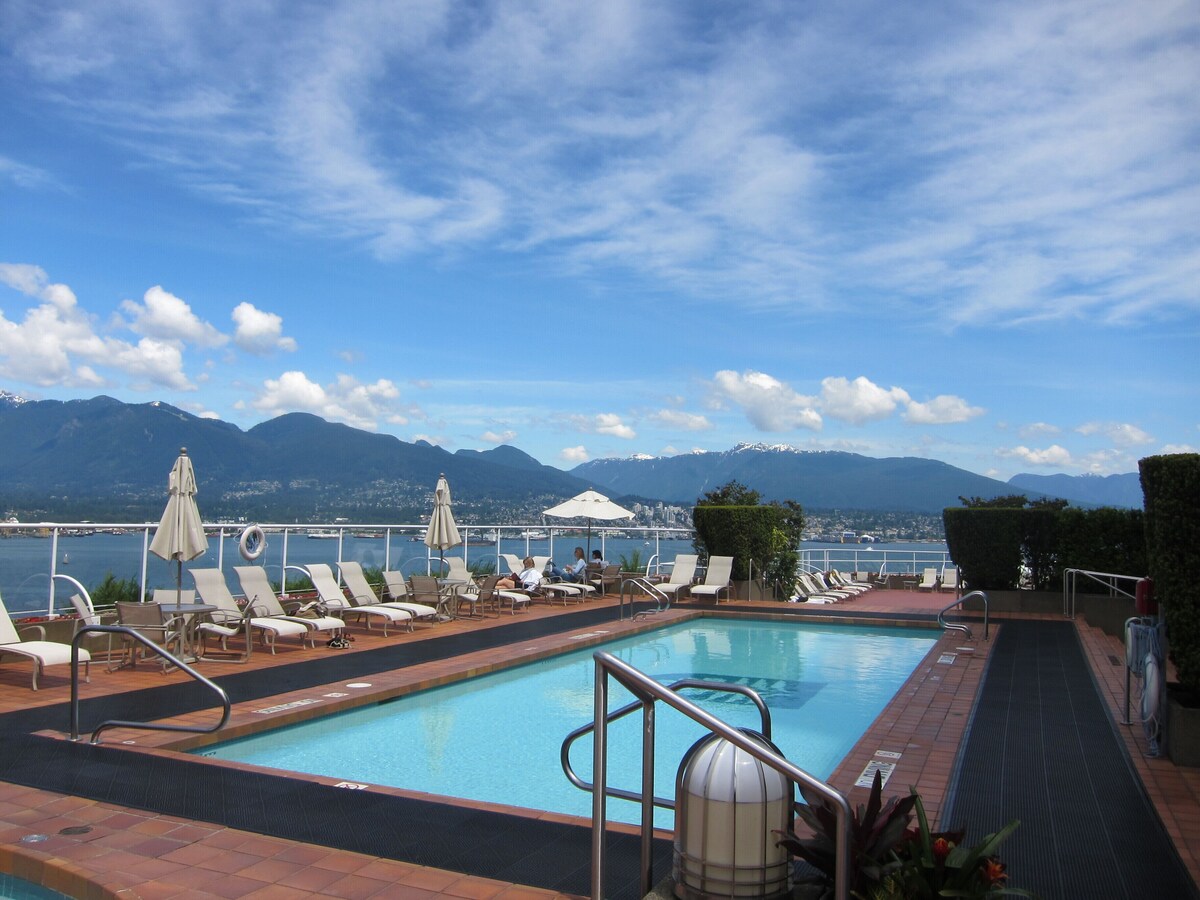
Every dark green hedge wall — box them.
[692,505,783,582]
[943,508,1025,590]
[1140,454,1200,695]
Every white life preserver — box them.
[1142,653,1161,724]
[238,525,266,561]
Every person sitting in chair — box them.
[499,556,543,592]
[591,549,607,567]
[549,547,587,582]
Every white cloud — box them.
[559,445,589,463]
[1076,421,1154,446]
[250,370,406,430]
[820,376,909,425]
[0,155,56,190]
[710,370,822,432]
[904,395,985,425]
[1019,422,1060,438]
[570,412,636,439]
[997,444,1073,467]
[0,264,194,390]
[231,302,297,354]
[648,409,712,431]
[121,286,227,348]
[482,429,518,444]
[1160,443,1198,454]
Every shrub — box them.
[89,572,142,606]
[1140,453,1200,695]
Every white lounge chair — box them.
[808,572,857,599]
[941,567,960,593]
[1,592,90,689]
[826,570,870,594]
[307,564,412,635]
[794,574,843,603]
[656,554,698,600]
[191,567,312,656]
[233,565,345,641]
[689,556,734,602]
[69,590,119,662]
[917,568,939,591]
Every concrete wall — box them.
[961,589,1136,638]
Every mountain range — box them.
[0,392,1141,519]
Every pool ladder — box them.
[618,576,671,620]
[936,589,989,640]
[562,651,852,900]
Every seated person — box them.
[550,547,587,582]
[591,549,607,567]
[498,556,543,592]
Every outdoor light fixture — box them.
[673,730,792,899]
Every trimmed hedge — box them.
[1140,454,1200,695]
[692,505,784,583]
[944,505,1147,592]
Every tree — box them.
[697,480,761,506]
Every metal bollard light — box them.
[673,730,793,899]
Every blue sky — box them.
[1,0,1197,481]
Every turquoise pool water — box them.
[199,619,936,825]
[0,873,69,900]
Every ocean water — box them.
[0,528,948,616]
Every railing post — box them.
[591,658,608,900]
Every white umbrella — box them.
[543,488,634,553]
[424,474,462,572]
[149,447,208,603]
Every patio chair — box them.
[191,567,312,657]
[917,568,939,591]
[69,590,119,663]
[808,572,857,600]
[472,574,531,615]
[378,570,440,623]
[588,563,623,595]
[941,567,960,593]
[790,576,839,604]
[656,554,698,600]
[0,592,90,690]
[689,556,734,602]
[307,564,412,635]
[409,574,455,620]
[233,565,345,643]
[826,570,871,594]
[113,600,185,672]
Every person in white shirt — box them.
[499,556,543,592]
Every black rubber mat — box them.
[944,619,1197,899]
[0,604,671,898]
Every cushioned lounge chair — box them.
[307,564,412,635]
[191,567,312,657]
[807,572,857,600]
[793,574,842,603]
[689,556,734,602]
[826,570,871,594]
[917,568,939,591]
[233,565,345,641]
[0,592,90,689]
[656,554,698,600]
[941,567,959,593]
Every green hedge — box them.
[944,505,1147,592]
[1140,453,1200,695]
[692,505,785,583]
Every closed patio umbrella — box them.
[148,447,208,603]
[543,488,633,554]
[424,473,462,573]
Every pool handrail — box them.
[587,650,850,900]
[69,624,230,744]
[937,589,989,640]
[618,575,670,620]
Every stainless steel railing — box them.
[936,590,989,640]
[581,651,850,900]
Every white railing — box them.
[800,545,952,576]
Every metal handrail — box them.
[1062,568,1142,619]
[620,576,671,620]
[69,625,231,744]
[587,651,850,900]
[936,589,989,640]
[561,678,773,809]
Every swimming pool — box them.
[200,619,936,826]
[0,873,69,900]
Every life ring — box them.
[238,525,266,561]
[1142,653,1161,724]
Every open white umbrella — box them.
[149,447,208,603]
[543,488,633,553]
[424,474,462,572]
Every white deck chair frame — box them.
[307,564,412,635]
[233,566,345,642]
[689,556,734,602]
[0,592,90,690]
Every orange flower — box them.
[980,856,1008,884]
[931,837,953,861]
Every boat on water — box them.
[519,530,548,540]
[307,529,339,539]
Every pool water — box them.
[0,873,69,900]
[200,619,936,826]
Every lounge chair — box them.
[808,572,858,600]
[656,554,698,600]
[191,567,312,657]
[917,568,939,591]
[689,556,734,602]
[477,574,533,614]
[69,590,119,663]
[307,564,412,635]
[826,570,871,594]
[0,592,90,689]
[794,574,843,603]
[233,565,345,642]
[941,567,960,593]
[378,570,441,623]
